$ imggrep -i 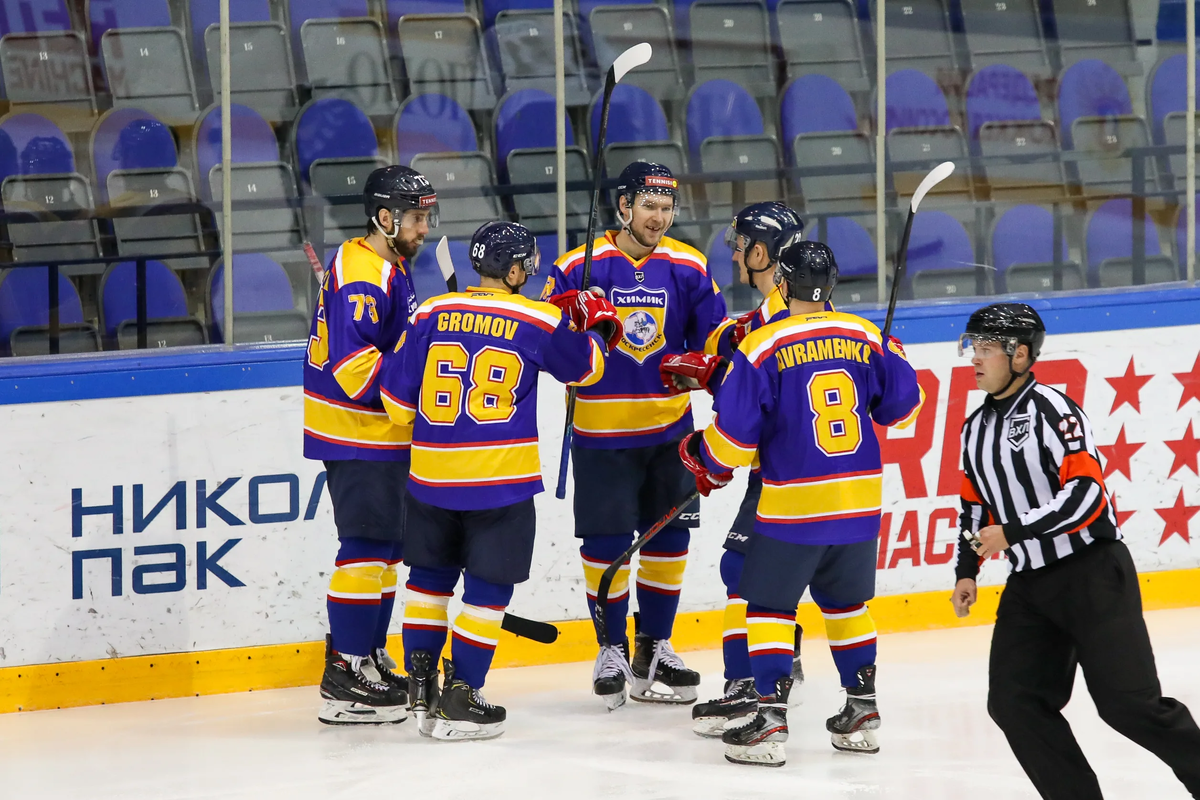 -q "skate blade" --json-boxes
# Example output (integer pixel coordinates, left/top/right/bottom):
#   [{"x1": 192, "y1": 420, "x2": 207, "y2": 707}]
[
  {"x1": 693, "y1": 713, "x2": 753, "y2": 738},
  {"x1": 831, "y1": 729, "x2": 879, "y2": 754},
  {"x1": 413, "y1": 708, "x2": 436, "y2": 738},
  {"x1": 597, "y1": 687, "x2": 627, "y2": 712},
  {"x1": 318, "y1": 700, "x2": 407, "y2": 726},
  {"x1": 630, "y1": 678, "x2": 698, "y2": 705},
  {"x1": 431, "y1": 719, "x2": 504, "y2": 741},
  {"x1": 724, "y1": 741, "x2": 785, "y2": 767},
  {"x1": 787, "y1": 688, "x2": 803, "y2": 708}
]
